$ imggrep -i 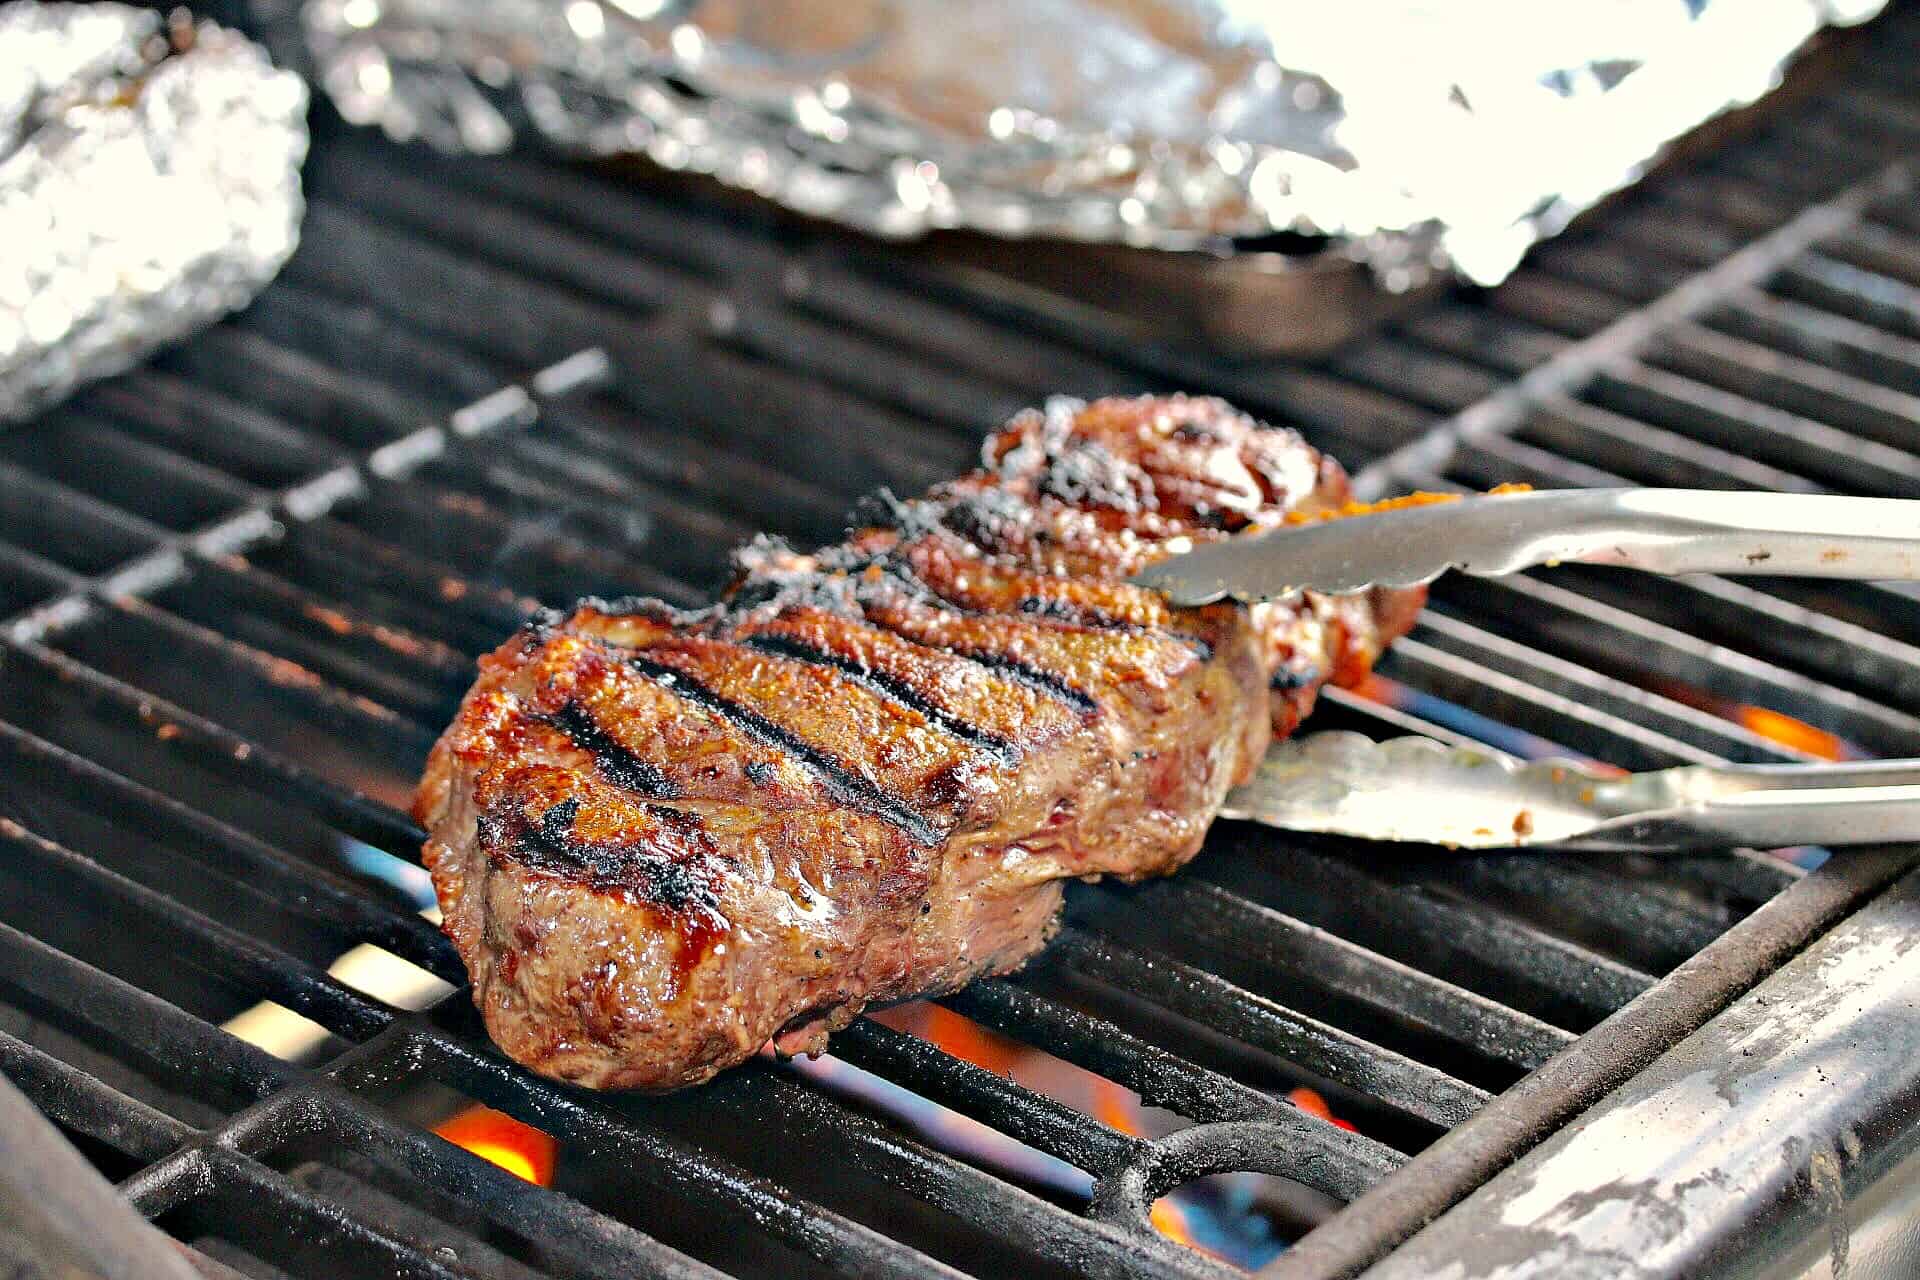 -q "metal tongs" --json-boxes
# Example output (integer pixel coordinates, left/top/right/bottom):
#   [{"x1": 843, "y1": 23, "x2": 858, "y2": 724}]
[{"x1": 1128, "y1": 488, "x2": 1920, "y2": 852}]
